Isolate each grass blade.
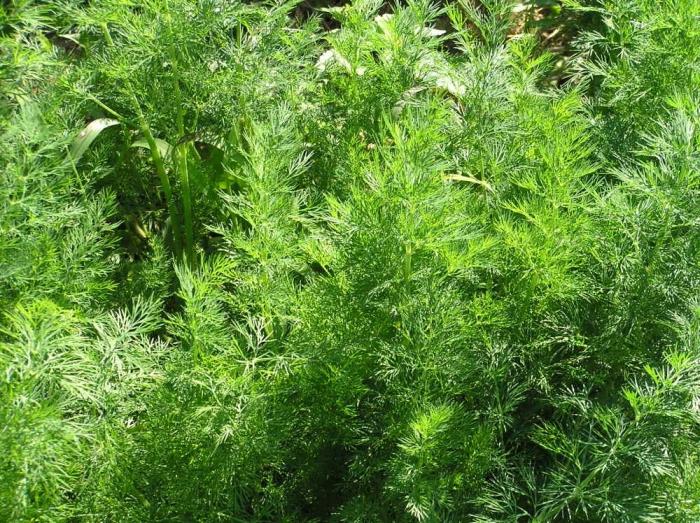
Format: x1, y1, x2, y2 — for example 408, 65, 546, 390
70, 118, 119, 162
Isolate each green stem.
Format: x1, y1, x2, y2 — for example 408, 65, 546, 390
102, 20, 183, 258
134, 99, 183, 258
403, 241, 413, 283
99, 22, 114, 47
166, 9, 194, 265
176, 145, 194, 264
86, 94, 124, 120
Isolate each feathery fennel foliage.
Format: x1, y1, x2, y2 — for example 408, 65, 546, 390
1, 0, 699, 521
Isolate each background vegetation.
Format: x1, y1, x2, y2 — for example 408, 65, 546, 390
1, 0, 700, 521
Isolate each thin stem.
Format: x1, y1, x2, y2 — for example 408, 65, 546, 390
86, 94, 124, 120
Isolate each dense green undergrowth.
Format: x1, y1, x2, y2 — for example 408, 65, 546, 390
2, 0, 700, 521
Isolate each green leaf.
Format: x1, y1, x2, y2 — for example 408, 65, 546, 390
70, 118, 120, 162
131, 137, 173, 161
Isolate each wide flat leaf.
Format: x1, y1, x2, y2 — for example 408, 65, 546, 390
70, 118, 120, 161
131, 137, 173, 161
